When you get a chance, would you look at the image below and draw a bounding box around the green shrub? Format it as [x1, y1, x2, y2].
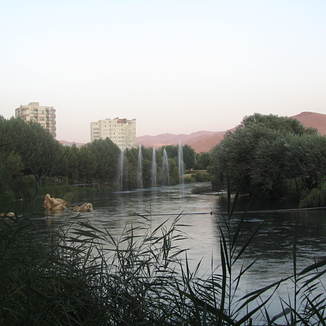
[300, 180, 326, 207]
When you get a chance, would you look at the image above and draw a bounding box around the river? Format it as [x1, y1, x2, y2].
[33, 182, 326, 321]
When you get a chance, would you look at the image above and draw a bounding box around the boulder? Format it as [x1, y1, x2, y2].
[0, 212, 16, 218]
[43, 194, 68, 211]
[72, 203, 94, 212]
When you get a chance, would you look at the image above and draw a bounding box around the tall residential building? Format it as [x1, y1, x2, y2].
[15, 102, 56, 137]
[90, 118, 136, 150]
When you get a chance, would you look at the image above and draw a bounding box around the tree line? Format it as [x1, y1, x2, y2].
[210, 113, 326, 207]
[0, 117, 209, 205]
[5, 113, 323, 209]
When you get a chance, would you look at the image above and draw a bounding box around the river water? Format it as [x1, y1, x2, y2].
[35, 182, 326, 320]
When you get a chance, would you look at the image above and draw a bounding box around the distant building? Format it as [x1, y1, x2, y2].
[15, 102, 56, 137]
[90, 118, 136, 150]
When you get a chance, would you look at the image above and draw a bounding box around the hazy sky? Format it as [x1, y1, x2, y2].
[1, 0, 326, 142]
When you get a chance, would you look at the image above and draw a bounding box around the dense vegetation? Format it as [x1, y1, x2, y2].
[0, 117, 204, 209]
[210, 114, 326, 207]
[2, 113, 326, 208]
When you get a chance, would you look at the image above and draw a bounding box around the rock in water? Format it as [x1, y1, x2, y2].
[43, 194, 68, 211]
[72, 203, 94, 212]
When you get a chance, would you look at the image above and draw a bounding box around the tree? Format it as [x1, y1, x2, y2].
[182, 145, 196, 170]
[84, 139, 120, 184]
[210, 113, 323, 200]
[195, 152, 210, 170]
[1, 118, 62, 181]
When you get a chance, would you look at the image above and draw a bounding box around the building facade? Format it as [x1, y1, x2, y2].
[15, 102, 56, 137]
[90, 118, 136, 150]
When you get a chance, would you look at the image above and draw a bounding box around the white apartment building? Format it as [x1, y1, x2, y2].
[90, 118, 136, 150]
[15, 102, 56, 137]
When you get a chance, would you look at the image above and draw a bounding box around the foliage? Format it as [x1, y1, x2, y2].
[299, 179, 326, 208]
[210, 113, 326, 203]
[164, 145, 196, 170]
[0, 117, 200, 205]
[184, 170, 211, 183]
[195, 152, 211, 170]
[0, 117, 63, 181]
[182, 145, 196, 169]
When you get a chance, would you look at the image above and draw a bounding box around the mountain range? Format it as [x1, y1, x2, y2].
[136, 111, 326, 153]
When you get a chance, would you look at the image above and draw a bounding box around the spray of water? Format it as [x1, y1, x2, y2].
[151, 147, 157, 187]
[162, 148, 170, 185]
[119, 149, 124, 190]
[178, 142, 185, 185]
[137, 145, 143, 188]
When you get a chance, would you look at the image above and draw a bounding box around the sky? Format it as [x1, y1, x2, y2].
[1, 0, 326, 142]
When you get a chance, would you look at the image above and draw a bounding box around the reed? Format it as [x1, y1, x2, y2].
[0, 213, 325, 325]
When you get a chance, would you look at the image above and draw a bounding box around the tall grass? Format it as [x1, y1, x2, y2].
[0, 218, 107, 325]
[0, 212, 325, 325]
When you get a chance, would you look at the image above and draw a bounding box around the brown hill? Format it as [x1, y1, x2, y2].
[136, 111, 326, 153]
[185, 131, 226, 153]
[136, 130, 227, 153]
[291, 111, 326, 135]
[136, 131, 221, 150]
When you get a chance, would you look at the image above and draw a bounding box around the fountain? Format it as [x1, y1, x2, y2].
[119, 149, 124, 190]
[178, 142, 185, 185]
[151, 147, 157, 187]
[137, 145, 143, 188]
[124, 153, 129, 190]
[161, 148, 170, 185]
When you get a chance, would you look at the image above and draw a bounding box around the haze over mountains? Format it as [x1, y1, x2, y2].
[136, 112, 326, 152]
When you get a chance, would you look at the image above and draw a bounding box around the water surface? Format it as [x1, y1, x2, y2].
[34, 183, 326, 319]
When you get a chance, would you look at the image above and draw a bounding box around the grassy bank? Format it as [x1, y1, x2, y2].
[0, 214, 325, 325]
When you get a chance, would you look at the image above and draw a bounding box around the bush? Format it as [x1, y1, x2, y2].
[300, 180, 326, 208]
